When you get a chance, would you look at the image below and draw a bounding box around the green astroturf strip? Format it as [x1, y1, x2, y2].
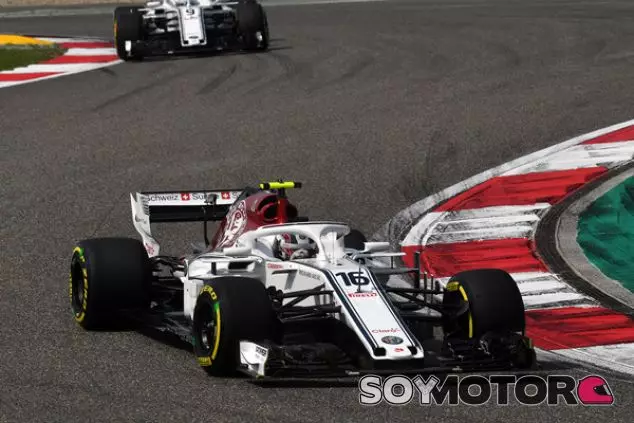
[0, 44, 67, 71]
[578, 176, 634, 293]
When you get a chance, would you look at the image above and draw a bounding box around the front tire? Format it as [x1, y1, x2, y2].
[442, 269, 525, 339]
[69, 237, 152, 330]
[192, 277, 280, 376]
[441, 269, 535, 368]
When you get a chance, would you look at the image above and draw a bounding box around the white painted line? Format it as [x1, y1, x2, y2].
[554, 343, 634, 377]
[0, 60, 122, 89]
[1, 63, 108, 74]
[409, 204, 550, 245]
[426, 225, 535, 244]
[441, 204, 551, 221]
[517, 280, 571, 295]
[522, 291, 593, 308]
[63, 48, 117, 56]
[504, 140, 634, 175]
[512, 271, 561, 283]
[437, 215, 541, 227]
[35, 37, 111, 43]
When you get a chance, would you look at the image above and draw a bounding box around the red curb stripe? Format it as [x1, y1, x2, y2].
[526, 306, 634, 350]
[401, 238, 546, 277]
[58, 41, 113, 49]
[43, 55, 119, 64]
[434, 167, 607, 212]
[0, 72, 60, 81]
[582, 124, 634, 145]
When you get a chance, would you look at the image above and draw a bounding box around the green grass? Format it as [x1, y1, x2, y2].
[0, 44, 67, 71]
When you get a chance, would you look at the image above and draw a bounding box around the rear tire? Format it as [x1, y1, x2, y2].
[114, 6, 144, 61]
[192, 277, 281, 376]
[69, 237, 152, 330]
[237, 1, 269, 51]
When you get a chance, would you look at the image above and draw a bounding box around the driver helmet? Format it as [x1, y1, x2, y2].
[274, 233, 318, 260]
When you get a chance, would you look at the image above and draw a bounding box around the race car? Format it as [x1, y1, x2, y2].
[113, 0, 269, 61]
[68, 181, 536, 379]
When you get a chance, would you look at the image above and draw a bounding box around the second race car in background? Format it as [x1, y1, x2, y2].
[114, 0, 269, 61]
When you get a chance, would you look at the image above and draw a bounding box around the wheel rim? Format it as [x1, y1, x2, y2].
[195, 301, 217, 356]
[200, 311, 215, 352]
[70, 254, 86, 318]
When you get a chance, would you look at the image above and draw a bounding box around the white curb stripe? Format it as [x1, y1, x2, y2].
[440, 204, 551, 221]
[3, 63, 111, 73]
[505, 140, 634, 175]
[34, 37, 108, 43]
[427, 225, 535, 244]
[63, 48, 117, 56]
[522, 291, 593, 309]
[424, 204, 549, 245]
[517, 280, 571, 295]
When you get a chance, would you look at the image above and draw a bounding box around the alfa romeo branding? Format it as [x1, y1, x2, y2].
[216, 201, 247, 248]
[381, 336, 404, 345]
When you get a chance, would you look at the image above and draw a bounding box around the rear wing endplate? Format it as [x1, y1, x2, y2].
[130, 189, 244, 257]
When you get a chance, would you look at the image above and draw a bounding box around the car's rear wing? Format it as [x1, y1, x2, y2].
[134, 190, 245, 222]
[130, 189, 245, 257]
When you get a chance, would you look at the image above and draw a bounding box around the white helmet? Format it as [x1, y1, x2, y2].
[274, 233, 318, 260]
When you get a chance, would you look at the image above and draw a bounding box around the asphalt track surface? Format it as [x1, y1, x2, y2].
[1, 0, 634, 421]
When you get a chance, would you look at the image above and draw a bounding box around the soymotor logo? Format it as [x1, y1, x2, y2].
[359, 374, 615, 406]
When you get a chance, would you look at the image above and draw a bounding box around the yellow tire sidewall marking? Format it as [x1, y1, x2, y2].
[447, 280, 474, 339]
[197, 285, 221, 366]
[212, 302, 221, 360]
[457, 286, 473, 339]
[71, 247, 88, 323]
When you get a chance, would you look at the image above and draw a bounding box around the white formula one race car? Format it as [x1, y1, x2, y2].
[114, 0, 269, 61]
[68, 181, 536, 379]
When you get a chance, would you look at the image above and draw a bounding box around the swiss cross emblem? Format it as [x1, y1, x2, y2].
[181, 193, 191, 201]
[221, 191, 230, 200]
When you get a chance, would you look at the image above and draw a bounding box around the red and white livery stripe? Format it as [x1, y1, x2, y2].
[399, 119, 634, 375]
[0, 36, 121, 89]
